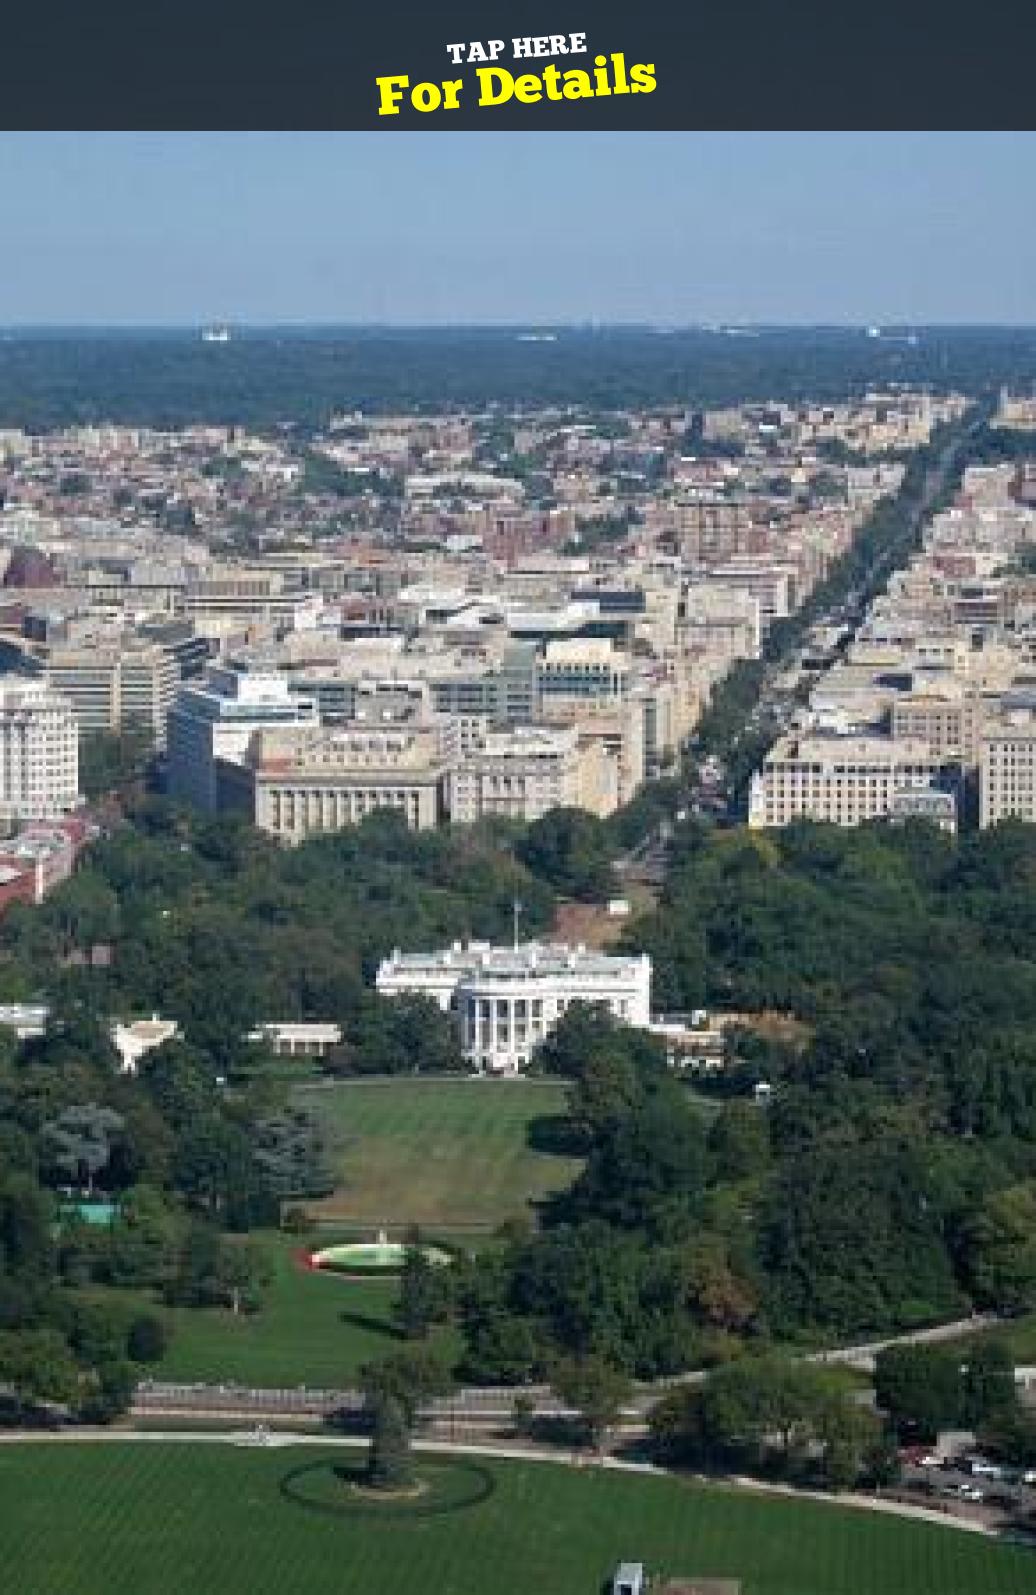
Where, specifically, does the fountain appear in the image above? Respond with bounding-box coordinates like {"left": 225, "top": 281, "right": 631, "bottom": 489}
{"left": 308, "top": 1228, "right": 451, "bottom": 1277}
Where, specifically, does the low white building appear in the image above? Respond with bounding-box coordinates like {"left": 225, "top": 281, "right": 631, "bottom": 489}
{"left": 247, "top": 1020, "right": 343, "bottom": 1058}
{"left": 375, "top": 939, "right": 652, "bottom": 1075}
{"left": 110, "top": 1016, "right": 180, "bottom": 1074}
{"left": 0, "top": 1003, "right": 50, "bottom": 1041}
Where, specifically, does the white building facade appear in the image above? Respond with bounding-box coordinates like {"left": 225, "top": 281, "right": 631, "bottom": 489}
{"left": 980, "top": 710, "right": 1036, "bottom": 829}
{"left": 375, "top": 940, "right": 652, "bottom": 1074}
{"left": 450, "top": 725, "right": 583, "bottom": 824}
{"left": 0, "top": 678, "right": 80, "bottom": 824}
{"left": 748, "top": 732, "right": 950, "bottom": 830}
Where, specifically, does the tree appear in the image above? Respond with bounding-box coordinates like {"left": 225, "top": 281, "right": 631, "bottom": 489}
{"left": 682, "top": 1238, "right": 759, "bottom": 1333}
{"left": 41, "top": 1105, "right": 125, "bottom": 1195}
{"left": 351, "top": 994, "right": 464, "bottom": 1077}
{"left": 550, "top": 1355, "right": 632, "bottom": 1451}
{"left": 979, "top": 1403, "right": 1036, "bottom": 1466}
{"left": 165, "top": 1225, "right": 269, "bottom": 1315}
{"left": 252, "top": 1109, "right": 334, "bottom": 1200}
{"left": 511, "top": 1390, "right": 536, "bottom": 1437}
{"left": 359, "top": 1346, "right": 452, "bottom": 1426}
{"left": 516, "top": 808, "right": 619, "bottom": 902}
{"left": 964, "top": 1182, "right": 1036, "bottom": 1312}
{"left": 366, "top": 1394, "right": 413, "bottom": 1491}
{"left": 0, "top": 1174, "right": 55, "bottom": 1277}
{"left": 75, "top": 1358, "right": 137, "bottom": 1425}
{"left": 649, "top": 1356, "right": 879, "bottom": 1488}
{"left": 0, "top": 1327, "right": 78, "bottom": 1413}
{"left": 960, "top": 1339, "right": 1017, "bottom": 1430}
{"left": 127, "top": 1313, "right": 169, "bottom": 1364}
{"left": 708, "top": 1101, "right": 771, "bottom": 1183}
{"left": 396, "top": 1245, "right": 452, "bottom": 1340}
{"left": 816, "top": 1397, "right": 883, "bottom": 1491}
{"left": 873, "top": 1345, "right": 963, "bottom": 1441}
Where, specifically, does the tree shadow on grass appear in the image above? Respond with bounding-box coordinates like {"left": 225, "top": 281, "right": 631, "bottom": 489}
{"left": 338, "top": 1307, "right": 406, "bottom": 1341}
{"left": 525, "top": 1112, "right": 586, "bottom": 1158}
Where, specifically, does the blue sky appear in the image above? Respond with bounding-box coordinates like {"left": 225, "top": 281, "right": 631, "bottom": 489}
{"left": 1, "top": 132, "right": 1033, "bottom": 325}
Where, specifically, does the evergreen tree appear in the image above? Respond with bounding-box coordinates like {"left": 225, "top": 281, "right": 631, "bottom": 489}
{"left": 366, "top": 1395, "right": 412, "bottom": 1490}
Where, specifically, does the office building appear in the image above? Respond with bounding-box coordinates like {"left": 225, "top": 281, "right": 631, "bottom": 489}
{"left": 166, "top": 665, "right": 317, "bottom": 812}
{"left": 748, "top": 732, "right": 949, "bottom": 830}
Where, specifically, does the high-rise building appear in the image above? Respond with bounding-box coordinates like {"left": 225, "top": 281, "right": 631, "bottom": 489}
{"left": 39, "top": 642, "right": 179, "bottom": 748}
{"left": 979, "top": 708, "right": 1036, "bottom": 828}
{"left": 0, "top": 678, "right": 80, "bottom": 825}
{"left": 166, "top": 665, "right": 317, "bottom": 812}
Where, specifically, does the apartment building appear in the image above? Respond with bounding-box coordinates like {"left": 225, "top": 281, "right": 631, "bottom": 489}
{"left": 678, "top": 582, "right": 762, "bottom": 663}
{"left": 708, "top": 560, "right": 795, "bottom": 634}
{"left": 450, "top": 725, "right": 584, "bottom": 824}
{"left": 376, "top": 939, "right": 653, "bottom": 1074}
{"left": 539, "top": 694, "right": 645, "bottom": 807}
{"left": 748, "top": 732, "right": 949, "bottom": 830}
{"left": 672, "top": 495, "right": 759, "bottom": 566}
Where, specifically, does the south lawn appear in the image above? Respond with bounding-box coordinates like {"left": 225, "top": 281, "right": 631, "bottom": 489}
{"left": 2, "top": 1443, "right": 1032, "bottom": 1595}
{"left": 73, "top": 1078, "right": 578, "bottom": 1389}
{"left": 295, "top": 1076, "right": 581, "bottom": 1230}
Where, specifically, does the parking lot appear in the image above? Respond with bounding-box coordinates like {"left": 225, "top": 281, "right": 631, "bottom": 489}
{"left": 896, "top": 1455, "right": 1036, "bottom": 1531}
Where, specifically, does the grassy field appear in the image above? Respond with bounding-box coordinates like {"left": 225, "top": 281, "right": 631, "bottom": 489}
{"left": 296, "top": 1077, "right": 581, "bottom": 1230}
{"left": 3, "top": 1443, "right": 1032, "bottom": 1595}
{"left": 81, "top": 1232, "right": 456, "bottom": 1389}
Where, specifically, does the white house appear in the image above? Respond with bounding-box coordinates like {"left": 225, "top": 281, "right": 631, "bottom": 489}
{"left": 375, "top": 939, "right": 652, "bottom": 1075}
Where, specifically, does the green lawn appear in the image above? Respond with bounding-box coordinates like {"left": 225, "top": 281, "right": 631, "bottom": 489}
{"left": 296, "top": 1077, "right": 581, "bottom": 1230}
{"left": 945, "top": 1312, "right": 1036, "bottom": 1367}
{"left": 2, "top": 1443, "right": 1032, "bottom": 1595}
{"left": 81, "top": 1232, "right": 455, "bottom": 1389}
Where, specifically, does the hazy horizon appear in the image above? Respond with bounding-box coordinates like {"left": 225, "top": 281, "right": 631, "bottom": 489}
{"left": 2, "top": 131, "right": 1035, "bottom": 326}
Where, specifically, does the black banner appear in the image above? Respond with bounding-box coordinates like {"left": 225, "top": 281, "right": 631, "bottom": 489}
{"left": 6, "top": 1, "right": 1036, "bottom": 129}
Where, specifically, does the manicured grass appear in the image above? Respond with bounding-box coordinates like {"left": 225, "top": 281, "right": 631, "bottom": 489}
{"left": 946, "top": 1312, "right": 1036, "bottom": 1367}
{"left": 296, "top": 1077, "right": 581, "bottom": 1229}
{"left": 1002, "top": 1313, "right": 1036, "bottom": 1363}
{"left": 81, "top": 1232, "right": 455, "bottom": 1389}
{"left": 2, "top": 1443, "right": 1032, "bottom": 1595}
